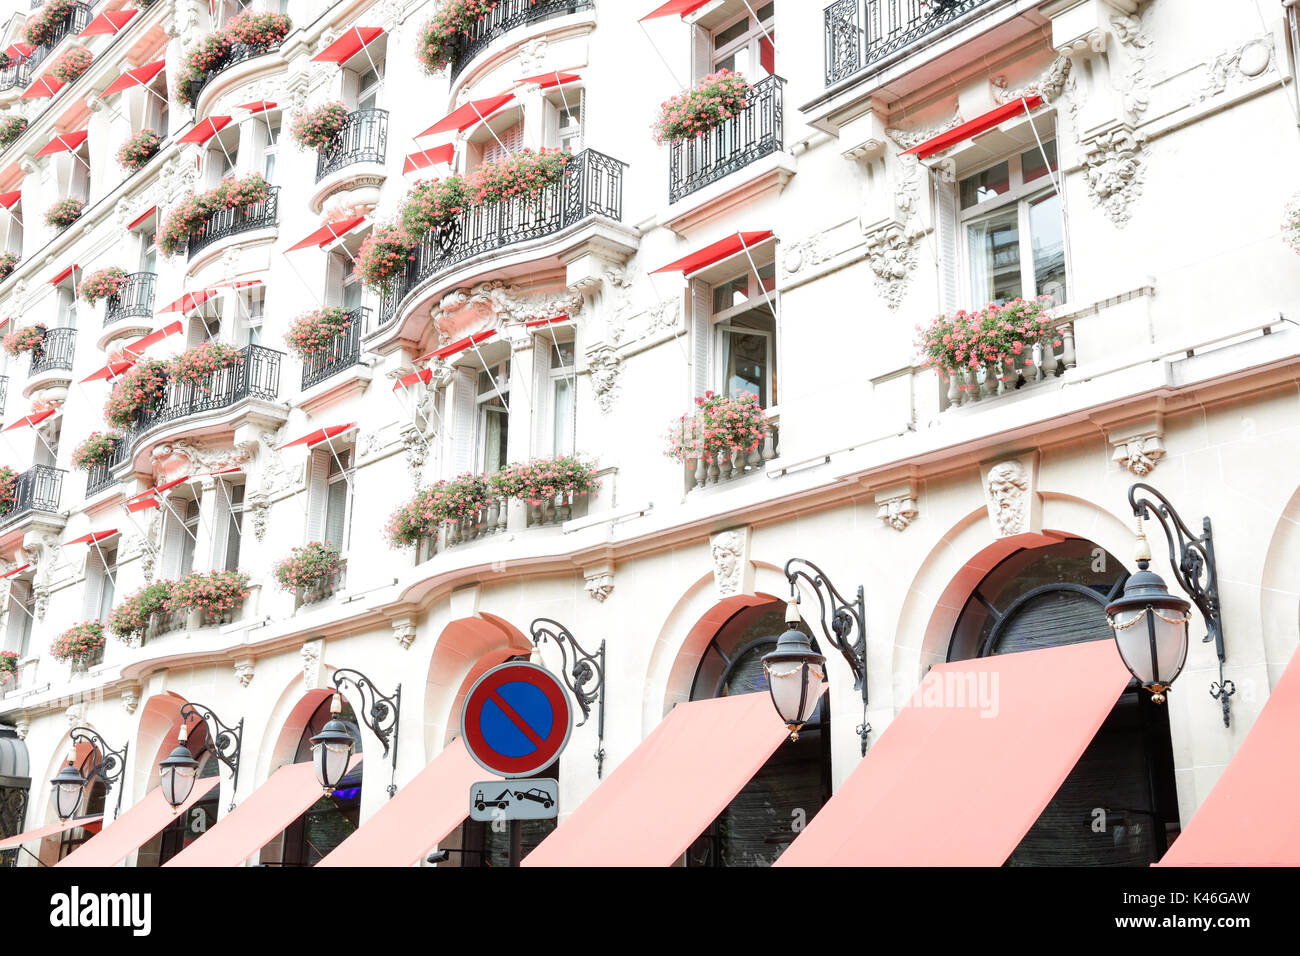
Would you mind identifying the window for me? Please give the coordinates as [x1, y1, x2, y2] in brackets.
[137, 226, 158, 274]
[259, 117, 281, 185]
[34, 418, 60, 468]
[2, 578, 35, 660]
[959, 139, 1067, 307]
[307, 445, 354, 551]
[477, 359, 510, 473]
[216, 481, 245, 572]
[241, 287, 264, 347]
[482, 123, 523, 166]
[356, 65, 383, 112]
[67, 145, 90, 204]
[553, 91, 585, 152]
[83, 546, 116, 627]
[144, 72, 168, 137]
[711, 3, 775, 79]
[169, 498, 201, 578]
[710, 262, 777, 408]
[3, 198, 21, 258]
[549, 341, 575, 456]
[55, 284, 77, 329]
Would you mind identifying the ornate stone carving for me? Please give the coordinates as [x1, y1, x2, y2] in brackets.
[1109, 12, 1152, 120]
[992, 54, 1072, 105]
[1082, 128, 1146, 226]
[300, 639, 323, 689]
[781, 234, 832, 277]
[864, 221, 920, 310]
[586, 343, 621, 414]
[121, 686, 141, 714]
[399, 424, 430, 486]
[14, 714, 30, 739]
[875, 488, 919, 531]
[1198, 36, 1273, 101]
[709, 529, 747, 599]
[253, 429, 297, 497]
[518, 38, 549, 75]
[247, 491, 269, 541]
[885, 111, 964, 152]
[985, 460, 1031, 537]
[584, 564, 614, 602]
[434, 280, 584, 333]
[234, 658, 255, 687]
[1112, 435, 1165, 475]
[150, 440, 254, 485]
[65, 702, 84, 727]
[390, 618, 417, 650]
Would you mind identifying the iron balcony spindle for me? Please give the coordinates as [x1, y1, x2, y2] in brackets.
[85, 438, 130, 497]
[316, 109, 389, 182]
[301, 308, 368, 388]
[0, 464, 64, 525]
[104, 272, 157, 326]
[824, 0, 995, 88]
[669, 75, 785, 204]
[29, 327, 76, 377]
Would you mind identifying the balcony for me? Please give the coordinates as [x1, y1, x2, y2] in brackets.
[941, 318, 1077, 410]
[186, 187, 279, 261]
[104, 272, 156, 326]
[316, 109, 388, 182]
[301, 308, 367, 390]
[188, 41, 283, 108]
[824, 0, 997, 87]
[84, 437, 129, 497]
[28, 327, 75, 378]
[19, 2, 92, 79]
[448, 0, 595, 83]
[0, 465, 64, 528]
[378, 148, 625, 327]
[670, 75, 784, 205]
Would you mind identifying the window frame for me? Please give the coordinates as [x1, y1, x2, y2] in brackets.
[475, 358, 511, 473]
[324, 448, 355, 553]
[708, 262, 778, 410]
[710, 3, 776, 79]
[548, 338, 577, 457]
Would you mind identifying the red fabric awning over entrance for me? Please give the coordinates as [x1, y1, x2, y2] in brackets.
[80, 9, 138, 36]
[523, 691, 796, 866]
[652, 231, 775, 275]
[319, 740, 489, 867]
[1156, 647, 1300, 865]
[0, 190, 21, 209]
[35, 130, 88, 157]
[417, 330, 496, 363]
[56, 778, 219, 867]
[0, 814, 103, 851]
[903, 95, 1045, 159]
[3, 409, 56, 432]
[165, 756, 362, 866]
[641, 0, 714, 20]
[287, 215, 365, 252]
[178, 116, 232, 145]
[419, 94, 515, 136]
[102, 60, 165, 96]
[402, 143, 454, 175]
[22, 76, 65, 99]
[773, 640, 1133, 866]
[277, 424, 355, 450]
[312, 27, 385, 63]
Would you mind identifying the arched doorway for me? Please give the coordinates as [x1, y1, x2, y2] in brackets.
[54, 743, 107, 861]
[685, 601, 830, 867]
[137, 719, 220, 867]
[948, 538, 1180, 865]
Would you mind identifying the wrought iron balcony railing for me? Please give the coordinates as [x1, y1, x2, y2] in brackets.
[104, 272, 156, 326]
[669, 75, 784, 205]
[449, 0, 594, 82]
[824, 0, 996, 87]
[377, 148, 624, 327]
[118, 344, 283, 450]
[0, 464, 64, 527]
[301, 308, 367, 389]
[29, 327, 76, 377]
[186, 187, 280, 260]
[187, 40, 283, 107]
[84, 437, 130, 497]
[316, 109, 389, 182]
[21, 2, 93, 78]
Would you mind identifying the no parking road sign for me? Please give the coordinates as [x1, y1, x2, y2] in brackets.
[461, 662, 573, 778]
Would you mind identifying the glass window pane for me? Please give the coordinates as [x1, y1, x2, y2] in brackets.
[959, 161, 1010, 209]
[712, 276, 748, 314]
[757, 3, 774, 21]
[1029, 192, 1067, 305]
[722, 329, 768, 406]
[482, 408, 508, 472]
[967, 207, 1022, 305]
[325, 479, 348, 548]
[552, 378, 573, 456]
[1022, 140, 1058, 185]
[715, 17, 750, 48]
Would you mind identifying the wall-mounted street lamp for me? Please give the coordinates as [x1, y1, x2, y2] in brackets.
[316, 668, 400, 797]
[50, 728, 130, 821]
[762, 558, 870, 755]
[1105, 482, 1232, 726]
[530, 618, 606, 777]
[179, 701, 243, 809]
[158, 726, 201, 812]
[309, 693, 359, 792]
[50, 759, 86, 823]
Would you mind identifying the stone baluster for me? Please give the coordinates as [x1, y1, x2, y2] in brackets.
[761, 424, 776, 462]
[558, 491, 572, 522]
[707, 456, 720, 485]
[496, 497, 508, 531]
[1061, 321, 1077, 370]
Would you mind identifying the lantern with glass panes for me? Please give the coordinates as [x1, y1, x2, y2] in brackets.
[50, 757, 86, 822]
[158, 725, 201, 811]
[308, 693, 357, 792]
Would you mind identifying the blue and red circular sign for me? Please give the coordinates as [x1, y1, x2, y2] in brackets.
[461, 662, 572, 777]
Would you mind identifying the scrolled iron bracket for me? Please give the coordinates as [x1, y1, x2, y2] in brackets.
[179, 701, 243, 809]
[68, 727, 128, 817]
[332, 668, 401, 797]
[530, 618, 607, 778]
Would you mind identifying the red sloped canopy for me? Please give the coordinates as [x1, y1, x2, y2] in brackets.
[393, 367, 433, 390]
[178, 116, 232, 145]
[525, 314, 570, 328]
[312, 27, 385, 64]
[0, 564, 31, 578]
[641, 0, 714, 20]
[122, 320, 183, 356]
[903, 95, 1045, 159]
[286, 215, 365, 252]
[3, 408, 56, 432]
[402, 143, 455, 175]
[126, 205, 156, 229]
[80, 9, 138, 36]
[652, 231, 775, 275]
[102, 60, 165, 96]
[0, 190, 21, 209]
[515, 71, 582, 89]
[419, 93, 515, 136]
[773, 640, 1133, 867]
[236, 100, 276, 114]
[277, 424, 355, 450]
[35, 130, 88, 157]
[50, 263, 79, 285]
[1156, 646, 1300, 866]
[22, 76, 65, 99]
[65, 529, 118, 546]
[319, 741, 488, 867]
[81, 360, 134, 384]
[417, 329, 496, 363]
[157, 289, 218, 314]
[4, 43, 33, 60]
[56, 779, 219, 867]
[0, 815, 103, 851]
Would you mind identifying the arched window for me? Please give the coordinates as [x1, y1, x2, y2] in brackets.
[948, 539, 1181, 865]
[686, 602, 830, 867]
[274, 697, 364, 867]
[138, 721, 220, 867]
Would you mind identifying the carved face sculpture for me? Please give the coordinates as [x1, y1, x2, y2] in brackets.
[987, 461, 1029, 533]
[150, 442, 195, 484]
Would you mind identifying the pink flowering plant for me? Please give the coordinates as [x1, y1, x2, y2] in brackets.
[50, 45, 92, 83]
[1284, 194, 1300, 256]
[496, 456, 598, 506]
[0, 466, 16, 511]
[23, 0, 76, 46]
[400, 177, 467, 236]
[116, 128, 162, 172]
[285, 306, 352, 358]
[914, 296, 1057, 385]
[385, 485, 445, 548]
[653, 70, 752, 144]
[665, 391, 767, 464]
[79, 266, 127, 305]
[354, 224, 415, 291]
[467, 148, 570, 206]
[212, 172, 271, 209]
[272, 542, 342, 591]
[0, 649, 16, 684]
[104, 358, 168, 427]
[176, 32, 233, 107]
[291, 101, 348, 150]
[0, 115, 27, 148]
[416, 0, 501, 74]
[45, 198, 86, 229]
[3, 323, 46, 357]
[50, 622, 105, 666]
[107, 581, 174, 643]
[227, 10, 292, 49]
[168, 342, 244, 391]
[0, 252, 17, 281]
[157, 174, 270, 255]
[167, 570, 250, 621]
[71, 431, 121, 470]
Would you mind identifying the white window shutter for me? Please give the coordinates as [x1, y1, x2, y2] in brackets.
[304, 450, 330, 543]
[160, 510, 186, 580]
[209, 482, 233, 571]
[690, 279, 711, 398]
[934, 174, 961, 312]
[341, 69, 361, 110]
[3, 580, 29, 653]
[81, 560, 105, 624]
[531, 338, 551, 458]
[691, 24, 713, 81]
[324, 253, 346, 308]
[451, 366, 478, 475]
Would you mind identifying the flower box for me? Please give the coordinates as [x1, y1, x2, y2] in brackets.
[226, 10, 291, 49]
[45, 198, 86, 230]
[273, 542, 342, 604]
[3, 323, 46, 357]
[107, 580, 174, 646]
[104, 358, 168, 427]
[116, 129, 162, 172]
[285, 306, 353, 359]
[24, 0, 76, 47]
[50, 621, 105, 667]
[467, 148, 570, 205]
[79, 266, 128, 305]
[0, 649, 16, 686]
[0, 252, 17, 281]
[168, 341, 244, 391]
[176, 32, 234, 108]
[0, 466, 16, 511]
[0, 116, 27, 149]
[915, 296, 1057, 388]
[50, 45, 92, 84]
[416, 0, 502, 75]
[355, 224, 415, 291]
[291, 101, 348, 151]
[167, 570, 250, 625]
[71, 431, 121, 470]
[665, 391, 768, 467]
[653, 70, 752, 144]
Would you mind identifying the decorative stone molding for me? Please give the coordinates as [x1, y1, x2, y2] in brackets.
[1108, 416, 1166, 476]
[234, 658, 255, 688]
[247, 491, 269, 541]
[885, 110, 964, 152]
[14, 714, 30, 739]
[65, 703, 84, 727]
[253, 429, 297, 498]
[18, 157, 40, 177]
[150, 439, 255, 485]
[300, 639, 323, 689]
[781, 234, 832, 278]
[1198, 36, 1273, 101]
[710, 527, 751, 600]
[399, 424, 430, 486]
[982, 457, 1039, 538]
[433, 280, 584, 335]
[863, 220, 920, 310]
[1056, 29, 1108, 60]
[583, 562, 614, 602]
[518, 37, 549, 75]
[389, 616, 417, 650]
[874, 481, 920, 531]
[120, 686, 141, 715]
[1082, 127, 1146, 226]
[586, 343, 621, 414]
[992, 54, 1073, 105]
[1109, 11, 1152, 120]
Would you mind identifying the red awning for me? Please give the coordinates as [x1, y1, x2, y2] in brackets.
[50, 263, 78, 285]
[525, 314, 570, 328]
[81, 360, 134, 383]
[319, 741, 487, 867]
[641, 0, 714, 20]
[524, 692, 796, 866]
[1156, 647, 1300, 866]
[287, 215, 365, 252]
[0, 814, 103, 851]
[773, 640, 1133, 866]
[652, 231, 775, 275]
[515, 71, 582, 89]
[419, 93, 515, 136]
[178, 116, 232, 145]
[80, 9, 137, 36]
[65, 529, 118, 546]
[903, 95, 1045, 159]
[165, 756, 362, 867]
[236, 100, 276, 114]
[4, 409, 56, 432]
[0, 564, 31, 578]
[126, 205, 156, 229]
[35, 130, 87, 157]
[4, 43, 33, 60]
[123, 320, 183, 357]
[0, 190, 20, 209]
[157, 288, 217, 314]
[22, 76, 65, 99]
[277, 424, 355, 450]
[312, 27, 385, 64]
[102, 60, 165, 97]
[417, 329, 497, 363]
[393, 367, 433, 390]
[124, 472, 213, 513]
[402, 143, 454, 175]
[56, 778, 219, 867]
